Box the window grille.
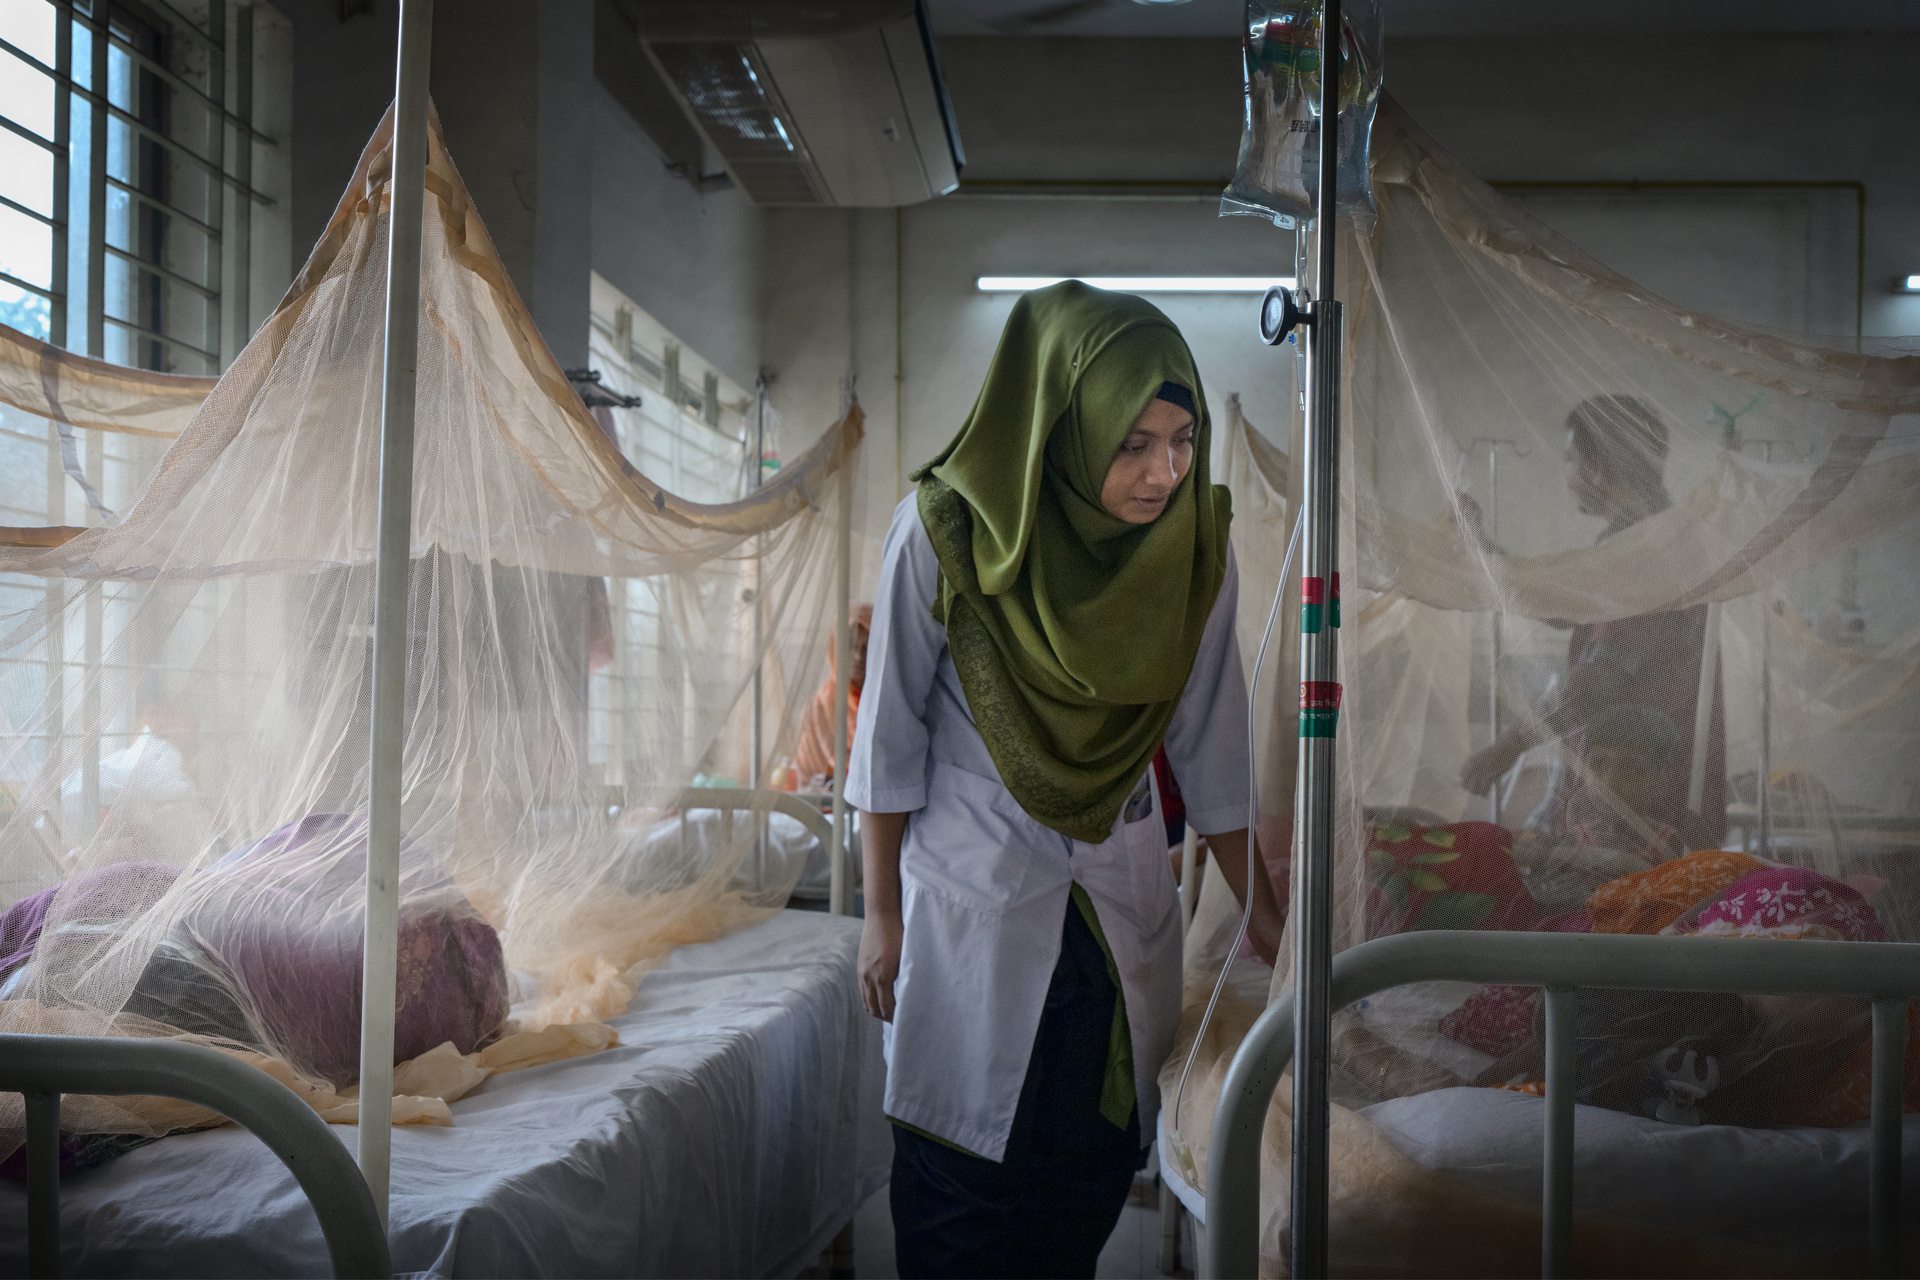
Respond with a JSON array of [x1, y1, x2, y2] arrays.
[[0, 0, 274, 373], [582, 277, 755, 788], [0, 1, 281, 839]]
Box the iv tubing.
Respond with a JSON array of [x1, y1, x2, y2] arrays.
[[1170, 505, 1305, 1142]]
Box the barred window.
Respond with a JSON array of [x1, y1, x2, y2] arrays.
[[0, 0, 289, 834], [583, 274, 757, 787], [586, 273, 753, 505], [0, 0, 282, 373]]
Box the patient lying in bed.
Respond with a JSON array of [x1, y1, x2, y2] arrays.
[[1, 812, 510, 1085], [1, 813, 617, 1174], [1339, 704, 1917, 1129], [1454, 854, 1916, 1127]]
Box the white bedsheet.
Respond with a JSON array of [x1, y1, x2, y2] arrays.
[[0, 910, 889, 1279], [1159, 1080, 1920, 1259], [1364, 1086, 1920, 1261]]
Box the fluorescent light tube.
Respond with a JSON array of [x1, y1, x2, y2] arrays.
[[1905, 274, 1920, 291], [976, 276, 1298, 293]]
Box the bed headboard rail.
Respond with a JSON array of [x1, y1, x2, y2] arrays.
[[0, 1033, 390, 1278], [1204, 930, 1920, 1280]]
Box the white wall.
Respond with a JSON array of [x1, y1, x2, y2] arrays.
[[590, 84, 768, 392], [235, 1, 295, 361], [1389, 33, 1920, 339]]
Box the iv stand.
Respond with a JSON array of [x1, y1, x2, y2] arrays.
[[1255, 2, 1343, 1271], [1465, 437, 1529, 825]]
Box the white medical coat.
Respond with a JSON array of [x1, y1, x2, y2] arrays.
[[846, 495, 1250, 1161]]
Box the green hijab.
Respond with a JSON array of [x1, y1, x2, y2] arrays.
[[914, 281, 1232, 842]]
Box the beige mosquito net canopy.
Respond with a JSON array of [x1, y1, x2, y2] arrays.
[[0, 104, 862, 1153], [0, 322, 207, 548], [1170, 97, 1920, 1276]]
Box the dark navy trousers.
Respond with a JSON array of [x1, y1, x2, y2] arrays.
[[889, 898, 1143, 1279]]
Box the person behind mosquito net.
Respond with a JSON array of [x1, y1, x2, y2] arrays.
[[1458, 393, 1726, 865], [1506, 703, 1723, 912], [847, 282, 1284, 1278], [792, 604, 873, 787]]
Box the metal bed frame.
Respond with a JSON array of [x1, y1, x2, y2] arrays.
[[0, 788, 848, 1280], [668, 787, 841, 905], [1, 1032, 389, 1279], [1203, 929, 1920, 1280]]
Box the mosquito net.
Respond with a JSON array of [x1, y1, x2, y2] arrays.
[[1168, 97, 1920, 1276], [0, 104, 864, 1158], [0, 322, 203, 545]]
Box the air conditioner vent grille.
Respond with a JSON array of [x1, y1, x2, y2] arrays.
[[650, 42, 829, 204]]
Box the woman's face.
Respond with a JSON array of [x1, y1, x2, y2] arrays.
[[1100, 398, 1194, 524], [849, 620, 870, 687]]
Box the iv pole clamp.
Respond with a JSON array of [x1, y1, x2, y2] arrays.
[[1259, 283, 1312, 346], [1251, 282, 1313, 347]]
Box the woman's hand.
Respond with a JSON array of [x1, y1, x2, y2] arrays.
[[1246, 903, 1284, 968], [1204, 828, 1285, 967], [1452, 492, 1494, 553], [858, 912, 903, 1022], [1461, 737, 1525, 795], [857, 809, 910, 1021]]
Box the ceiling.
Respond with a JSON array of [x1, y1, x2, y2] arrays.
[[928, 0, 1920, 37]]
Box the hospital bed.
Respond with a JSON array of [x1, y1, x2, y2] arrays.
[[1, 1033, 387, 1278], [653, 786, 861, 908], [1190, 930, 1920, 1279], [0, 895, 886, 1276]]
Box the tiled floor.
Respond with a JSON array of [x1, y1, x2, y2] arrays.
[[849, 1170, 1193, 1280]]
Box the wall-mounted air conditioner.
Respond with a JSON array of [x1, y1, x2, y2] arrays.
[[630, 0, 964, 207]]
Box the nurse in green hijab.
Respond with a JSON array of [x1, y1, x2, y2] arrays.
[[845, 282, 1284, 1278]]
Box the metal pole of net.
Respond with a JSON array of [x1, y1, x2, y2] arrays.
[[1291, 0, 1342, 1272], [359, 0, 433, 1223], [829, 455, 854, 916]]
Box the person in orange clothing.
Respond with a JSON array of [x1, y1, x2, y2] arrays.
[[792, 604, 872, 786]]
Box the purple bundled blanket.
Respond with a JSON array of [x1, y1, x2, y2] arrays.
[[0, 813, 508, 1089]]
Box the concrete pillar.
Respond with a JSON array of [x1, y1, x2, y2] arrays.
[[431, 0, 593, 369], [287, 0, 594, 368]]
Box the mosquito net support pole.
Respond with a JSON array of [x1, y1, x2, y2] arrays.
[[1487, 445, 1501, 820], [1757, 591, 1773, 858], [1290, 0, 1341, 1272], [1686, 601, 1721, 813], [1464, 436, 1526, 823], [360, 0, 433, 1224], [829, 450, 853, 916], [1870, 995, 1906, 1279], [1750, 440, 1775, 859], [751, 380, 765, 790], [1541, 986, 1577, 1278]]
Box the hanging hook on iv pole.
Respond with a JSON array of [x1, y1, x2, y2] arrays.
[[1462, 438, 1531, 824]]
